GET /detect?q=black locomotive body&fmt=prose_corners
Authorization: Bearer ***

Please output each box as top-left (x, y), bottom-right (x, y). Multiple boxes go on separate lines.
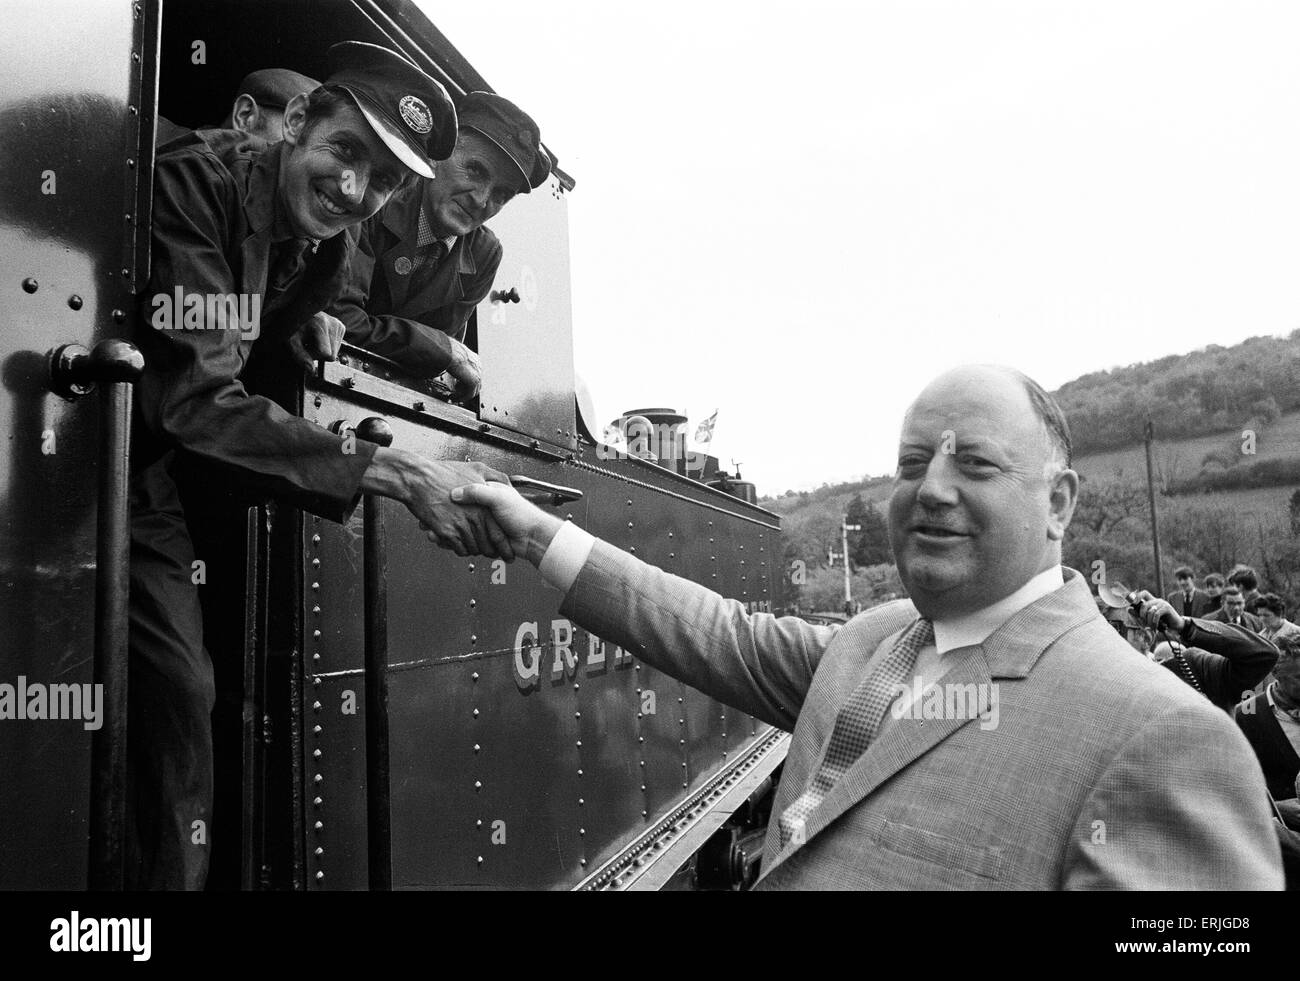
top-left (0, 0), bottom-right (787, 890)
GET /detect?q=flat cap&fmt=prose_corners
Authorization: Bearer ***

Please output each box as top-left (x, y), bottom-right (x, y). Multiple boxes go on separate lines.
top-left (235, 68), bottom-right (321, 109)
top-left (326, 41), bottom-right (456, 179)
top-left (458, 91), bottom-right (551, 192)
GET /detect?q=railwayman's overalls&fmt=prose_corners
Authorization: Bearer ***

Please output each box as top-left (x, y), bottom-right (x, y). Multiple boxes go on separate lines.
top-left (330, 181), bottom-right (501, 377)
top-left (129, 130), bottom-right (376, 889)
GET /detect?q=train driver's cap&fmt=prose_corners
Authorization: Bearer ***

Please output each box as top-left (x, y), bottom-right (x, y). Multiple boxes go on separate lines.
top-left (325, 41), bottom-right (456, 179)
top-left (458, 92), bottom-right (552, 193)
top-left (236, 68), bottom-right (321, 109)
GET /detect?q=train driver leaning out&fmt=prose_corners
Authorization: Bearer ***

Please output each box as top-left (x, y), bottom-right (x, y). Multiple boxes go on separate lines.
top-left (443, 364), bottom-right (1285, 889)
top-left (131, 41), bottom-right (513, 890)
top-left (326, 91), bottom-right (551, 400)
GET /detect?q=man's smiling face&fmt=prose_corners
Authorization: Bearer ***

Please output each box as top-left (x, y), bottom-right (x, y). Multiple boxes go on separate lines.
top-left (278, 95), bottom-right (408, 240)
top-left (422, 129), bottom-right (521, 238)
top-left (887, 367), bottom-right (1078, 620)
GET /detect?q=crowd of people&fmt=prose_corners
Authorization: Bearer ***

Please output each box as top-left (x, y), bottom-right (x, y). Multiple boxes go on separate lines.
top-left (1101, 564), bottom-right (1300, 861)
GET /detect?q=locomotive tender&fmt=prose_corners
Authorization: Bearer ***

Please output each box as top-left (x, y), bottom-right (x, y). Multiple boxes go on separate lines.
top-left (0, 0), bottom-right (788, 890)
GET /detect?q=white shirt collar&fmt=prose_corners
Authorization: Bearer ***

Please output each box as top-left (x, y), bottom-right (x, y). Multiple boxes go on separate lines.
top-left (932, 566), bottom-right (1064, 654)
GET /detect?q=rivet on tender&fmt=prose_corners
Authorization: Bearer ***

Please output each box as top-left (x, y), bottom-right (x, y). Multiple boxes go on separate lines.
top-left (315, 871), bottom-right (324, 881)
top-left (473, 743), bottom-right (481, 753)
top-left (473, 708), bottom-right (479, 717)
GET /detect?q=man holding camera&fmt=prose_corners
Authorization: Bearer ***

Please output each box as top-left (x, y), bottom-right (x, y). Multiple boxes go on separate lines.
top-left (1132, 591), bottom-right (1278, 712)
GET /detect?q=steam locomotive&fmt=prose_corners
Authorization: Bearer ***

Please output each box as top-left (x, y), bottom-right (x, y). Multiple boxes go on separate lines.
top-left (0, 0), bottom-right (787, 890)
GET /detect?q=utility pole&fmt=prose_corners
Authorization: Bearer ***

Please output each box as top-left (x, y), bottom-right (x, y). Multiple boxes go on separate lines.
top-left (842, 517), bottom-right (861, 614)
top-left (1143, 420), bottom-right (1165, 596)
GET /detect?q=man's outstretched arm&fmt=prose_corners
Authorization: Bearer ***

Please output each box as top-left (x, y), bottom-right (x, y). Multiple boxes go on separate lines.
top-left (448, 482), bottom-right (839, 731)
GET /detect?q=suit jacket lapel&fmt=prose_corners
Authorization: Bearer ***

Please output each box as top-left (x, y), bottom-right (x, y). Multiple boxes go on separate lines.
top-left (758, 570), bottom-right (1100, 883)
top-left (761, 649), bottom-right (990, 881)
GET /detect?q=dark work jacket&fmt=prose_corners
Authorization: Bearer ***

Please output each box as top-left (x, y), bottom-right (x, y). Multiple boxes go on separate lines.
top-left (1234, 690), bottom-right (1300, 801)
top-left (134, 129), bottom-right (374, 521)
top-left (1160, 618), bottom-right (1279, 713)
top-left (330, 181), bottom-right (503, 377)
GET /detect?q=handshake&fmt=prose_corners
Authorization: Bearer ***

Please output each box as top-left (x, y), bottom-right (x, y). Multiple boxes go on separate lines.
top-left (362, 453), bottom-right (565, 565)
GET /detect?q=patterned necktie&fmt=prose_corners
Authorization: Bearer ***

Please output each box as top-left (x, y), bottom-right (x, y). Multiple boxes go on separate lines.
top-left (409, 238), bottom-right (447, 275)
top-left (410, 206), bottom-right (450, 274)
top-left (777, 617), bottom-right (934, 849)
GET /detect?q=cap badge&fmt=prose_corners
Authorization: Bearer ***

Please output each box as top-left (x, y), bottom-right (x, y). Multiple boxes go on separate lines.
top-left (516, 128), bottom-right (533, 148)
top-left (394, 256), bottom-right (413, 276)
top-left (399, 95), bottom-right (433, 135)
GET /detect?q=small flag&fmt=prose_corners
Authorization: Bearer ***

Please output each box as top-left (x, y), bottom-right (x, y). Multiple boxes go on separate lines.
top-left (694, 410), bottom-right (718, 444)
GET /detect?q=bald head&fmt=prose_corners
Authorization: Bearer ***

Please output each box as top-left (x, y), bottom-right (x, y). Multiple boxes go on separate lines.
top-left (908, 365), bottom-right (1071, 474)
top-left (888, 365), bottom-right (1079, 619)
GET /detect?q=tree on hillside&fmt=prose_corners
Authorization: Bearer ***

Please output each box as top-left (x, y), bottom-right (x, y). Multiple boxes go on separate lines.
top-left (1290, 489), bottom-right (1300, 537)
top-left (1070, 477), bottom-right (1148, 538)
top-left (845, 493), bottom-right (891, 567)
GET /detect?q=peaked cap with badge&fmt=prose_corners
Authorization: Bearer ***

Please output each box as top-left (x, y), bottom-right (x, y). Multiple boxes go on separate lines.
top-left (325, 41), bottom-right (457, 178)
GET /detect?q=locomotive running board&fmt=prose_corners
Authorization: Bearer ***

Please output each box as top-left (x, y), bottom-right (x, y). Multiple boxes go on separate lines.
top-left (575, 728), bottom-right (790, 891)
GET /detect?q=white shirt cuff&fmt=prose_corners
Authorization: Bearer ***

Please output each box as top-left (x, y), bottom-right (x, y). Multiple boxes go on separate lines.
top-left (538, 520), bottom-right (596, 593)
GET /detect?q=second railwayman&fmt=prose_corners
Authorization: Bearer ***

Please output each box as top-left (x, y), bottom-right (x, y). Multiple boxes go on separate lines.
top-left (331, 92), bottom-right (551, 397)
top-left (132, 41), bottom-right (514, 890)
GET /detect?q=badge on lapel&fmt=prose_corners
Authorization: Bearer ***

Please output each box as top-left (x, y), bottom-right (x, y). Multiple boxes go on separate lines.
top-left (394, 256), bottom-right (413, 276)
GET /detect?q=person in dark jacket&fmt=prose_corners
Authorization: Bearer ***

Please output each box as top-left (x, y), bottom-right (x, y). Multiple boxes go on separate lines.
top-left (1203, 572), bottom-right (1226, 612)
top-left (1165, 565), bottom-right (1211, 617)
top-left (331, 91), bottom-right (552, 396)
top-left (130, 42), bottom-right (514, 890)
top-left (1234, 635), bottom-right (1300, 803)
top-left (1134, 591), bottom-right (1279, 712)
top-left (1204, 586), bottom-right (1264, 632)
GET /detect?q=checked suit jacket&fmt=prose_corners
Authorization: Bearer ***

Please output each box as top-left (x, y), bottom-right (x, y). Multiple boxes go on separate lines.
top-left (559, 542), bottom-right (1284, 889)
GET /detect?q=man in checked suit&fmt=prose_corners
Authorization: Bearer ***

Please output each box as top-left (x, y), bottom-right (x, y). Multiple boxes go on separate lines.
top-left (449, 365), bottom-right (1283, 889)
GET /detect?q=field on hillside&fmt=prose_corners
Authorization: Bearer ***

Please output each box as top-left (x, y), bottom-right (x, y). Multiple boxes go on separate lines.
top-left (1075, 410), bottom-right (1300, 484)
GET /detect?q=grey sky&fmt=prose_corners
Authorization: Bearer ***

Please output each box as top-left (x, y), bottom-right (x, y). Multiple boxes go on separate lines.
top-left (421, 0), bottom-right (1300, 495)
